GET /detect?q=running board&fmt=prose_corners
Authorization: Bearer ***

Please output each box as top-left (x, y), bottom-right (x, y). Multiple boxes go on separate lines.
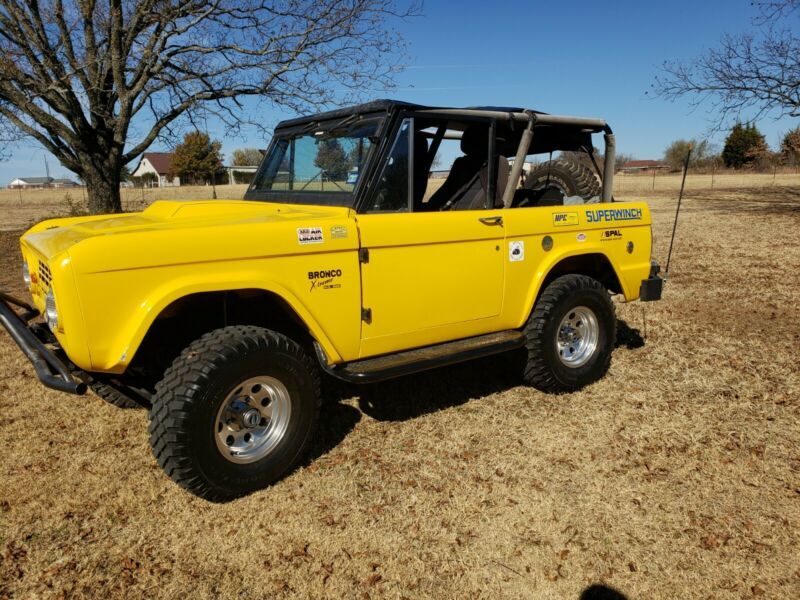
top-left (314, 330), bottom-right (525, 384)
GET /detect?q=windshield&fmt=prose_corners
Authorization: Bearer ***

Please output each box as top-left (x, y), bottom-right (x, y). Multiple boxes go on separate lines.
top-left (245, 117), bottom-right (382, 206)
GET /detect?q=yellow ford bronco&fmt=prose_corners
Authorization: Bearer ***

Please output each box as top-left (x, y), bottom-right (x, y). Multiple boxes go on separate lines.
top-left (1, 100), bottom-right (662, 500)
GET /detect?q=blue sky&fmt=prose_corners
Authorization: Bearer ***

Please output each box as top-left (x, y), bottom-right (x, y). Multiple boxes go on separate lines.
top-left (2, 0), bottom-right (798, 184)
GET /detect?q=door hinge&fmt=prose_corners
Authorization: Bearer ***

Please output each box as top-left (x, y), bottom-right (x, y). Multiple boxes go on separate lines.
top-left (361, 307), bottom-right (372, 323)
top-left (359, 248), bottom-right (370, 264)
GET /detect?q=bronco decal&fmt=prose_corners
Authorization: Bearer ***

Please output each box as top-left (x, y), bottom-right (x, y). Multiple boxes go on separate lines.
top-left (308, 269), bottom-right (342, 291)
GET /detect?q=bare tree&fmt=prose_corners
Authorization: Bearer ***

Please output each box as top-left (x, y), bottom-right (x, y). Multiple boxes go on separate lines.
top-left (0, 0), bottom-right (420, 213)
top-left (653, 0), bottom-right (800, 127)
top-left (0, 103), bottom-right (21, 160)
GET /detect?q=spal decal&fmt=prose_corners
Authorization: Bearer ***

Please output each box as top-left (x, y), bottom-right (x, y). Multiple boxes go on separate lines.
top-left (585, 208), bottom-right (643, 223)
top-left (552, 212), bottom-right (579, 226)
top-left (509, 240), bottom-right (524, 262)
top-left (601, 229), bottom-right (623, 241)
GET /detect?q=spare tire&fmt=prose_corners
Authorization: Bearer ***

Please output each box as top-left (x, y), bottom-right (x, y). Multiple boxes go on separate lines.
top-left (520, 159), bottom-right (601, 207)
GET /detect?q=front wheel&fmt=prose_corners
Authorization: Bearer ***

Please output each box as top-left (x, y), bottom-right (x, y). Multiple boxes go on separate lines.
top-left (522, 274), bottom-right (616, 393)
top-left (148, 326), bottom-right (320, 501)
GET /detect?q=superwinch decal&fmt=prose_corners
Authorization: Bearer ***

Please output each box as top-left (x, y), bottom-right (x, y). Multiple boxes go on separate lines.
top-left (586, 208), bottom-right (643, 223)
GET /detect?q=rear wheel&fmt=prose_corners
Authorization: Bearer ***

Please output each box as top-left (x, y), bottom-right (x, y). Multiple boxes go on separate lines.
top-left (522, 274), bottom-right (615, 393)
top-left (148, 326), bottom-right (320, 501)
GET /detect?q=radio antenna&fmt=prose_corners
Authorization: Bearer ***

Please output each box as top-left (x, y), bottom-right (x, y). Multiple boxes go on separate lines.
top-left (664, 144), bottom-right (692, 280)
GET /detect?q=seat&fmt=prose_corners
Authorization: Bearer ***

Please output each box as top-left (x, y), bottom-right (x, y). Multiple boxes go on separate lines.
top-left (424, 126), bottom-right (508, 211)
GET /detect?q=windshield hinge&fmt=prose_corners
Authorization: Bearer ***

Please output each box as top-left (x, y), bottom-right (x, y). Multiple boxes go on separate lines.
top-left (359, 248), bottom-right (369, 264)
top-left (361, 307), bottom-right (372, 323)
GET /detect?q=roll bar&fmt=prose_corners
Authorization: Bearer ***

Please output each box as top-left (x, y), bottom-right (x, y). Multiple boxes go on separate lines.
top-left (416, 108), bottom-right (616, 205)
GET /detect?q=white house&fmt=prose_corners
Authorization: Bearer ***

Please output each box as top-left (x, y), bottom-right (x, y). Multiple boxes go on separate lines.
top-left (8, 176), bottom-right (79, 189)
top-left (131, 152), bottom-right (180, 187)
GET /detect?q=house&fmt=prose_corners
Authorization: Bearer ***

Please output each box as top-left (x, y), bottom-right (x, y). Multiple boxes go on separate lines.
top-left (8, 176), bottom-right (81, 189)
top-left (620, 160), bottom-right (669, 174)
top-left (131, 152), bottom-right (180, 187)
top-left (50, 178), bottom-right (79, 188)
top-left (8, 176), bottom-right (54, 189)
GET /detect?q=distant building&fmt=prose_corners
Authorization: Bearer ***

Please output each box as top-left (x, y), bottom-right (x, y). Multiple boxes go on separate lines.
top-left (131, 152), bottom-right (180, 187)
top-left (8, 176), bottom-right (79, 189)
top-left (620, 160), bottom-right (669, 174)
top-left (226, 165), bottom-right (259, 185)
top-left (51, 178), bottom-right (80, 188)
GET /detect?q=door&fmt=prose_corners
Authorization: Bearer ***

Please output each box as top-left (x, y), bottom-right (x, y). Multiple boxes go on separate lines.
top-left (356, 117), bottom-right (506, 358)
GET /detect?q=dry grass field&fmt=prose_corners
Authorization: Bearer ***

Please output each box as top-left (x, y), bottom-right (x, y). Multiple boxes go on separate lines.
top-left (0, 183), bottom-right (799, 598)
top-left (0, 184), bottom-right (250, 231)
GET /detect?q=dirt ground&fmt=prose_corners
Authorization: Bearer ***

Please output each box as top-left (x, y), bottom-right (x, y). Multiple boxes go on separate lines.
top-left (0, 187), bottom-right (798, 599)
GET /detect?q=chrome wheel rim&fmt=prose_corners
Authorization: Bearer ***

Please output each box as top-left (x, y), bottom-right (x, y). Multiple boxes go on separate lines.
top-left (214, 376), bottom-right (291, 464)
top-left (556, 306), bottom-right (599, 368)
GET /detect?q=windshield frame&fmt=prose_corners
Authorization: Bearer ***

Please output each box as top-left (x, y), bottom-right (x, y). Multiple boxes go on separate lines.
top-left (243, 112), bottom-right (388, 207)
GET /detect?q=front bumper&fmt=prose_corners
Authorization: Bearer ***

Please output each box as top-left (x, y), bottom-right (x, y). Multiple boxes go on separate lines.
top-left (639, 260), bottom-right (663, 302)
top-left (0, 290), bottom-right (87, 395)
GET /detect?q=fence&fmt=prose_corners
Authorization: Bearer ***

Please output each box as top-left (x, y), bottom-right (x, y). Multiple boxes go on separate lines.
top-left (614, 168), bottom-right (800, 194)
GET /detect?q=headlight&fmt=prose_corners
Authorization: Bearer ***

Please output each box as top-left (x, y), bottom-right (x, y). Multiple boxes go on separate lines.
top-left (45, 289), bottom-right (59, 331)
top-left (22, 262), bottom-right (31, 287)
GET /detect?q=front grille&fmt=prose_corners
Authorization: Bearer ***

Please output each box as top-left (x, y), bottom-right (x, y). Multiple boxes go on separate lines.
top-left (38, 260), bottom-right (52, 289)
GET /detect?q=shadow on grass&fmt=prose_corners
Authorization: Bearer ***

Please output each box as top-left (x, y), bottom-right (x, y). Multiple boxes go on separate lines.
top-left (341, 318), bottom-right (642, 423)
top-left (616, 319), bottom-right (645, 349)
top-left (302, 399), bottom-right (362, 465)
top-left (580, 584), bottom-right (629, 600)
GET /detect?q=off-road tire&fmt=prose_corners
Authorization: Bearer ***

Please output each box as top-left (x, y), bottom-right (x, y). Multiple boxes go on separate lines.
top-left (523, 159), bottom-right (601, 204)
top-left (148, 326), bottom-right (321, 502)
top-left (522, 275), bottom-right (615, 393)
top-left (89, 378), bottom-right (147, 409)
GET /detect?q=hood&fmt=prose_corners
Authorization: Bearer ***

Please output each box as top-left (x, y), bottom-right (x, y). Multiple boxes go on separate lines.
top-left (22, 200), bottom-right (353, 259)
top-left (21, 200), bottom-right (356, 272)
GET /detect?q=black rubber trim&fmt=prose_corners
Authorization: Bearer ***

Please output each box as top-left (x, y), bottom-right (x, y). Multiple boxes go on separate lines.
top-left (639, 276), bottom-right (663, 302)
top-left (0, 290), bottom-right (87, 395)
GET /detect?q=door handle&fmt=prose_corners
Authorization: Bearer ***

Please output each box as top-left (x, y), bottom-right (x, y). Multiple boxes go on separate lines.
top-left (478, 216), bottom-right (503, 226)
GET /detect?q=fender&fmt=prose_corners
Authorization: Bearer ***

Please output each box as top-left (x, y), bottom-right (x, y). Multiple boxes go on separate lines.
top-left (93, 274), bottom-right (344, 373)
top-left (518, 244), bottom-right (628, 328)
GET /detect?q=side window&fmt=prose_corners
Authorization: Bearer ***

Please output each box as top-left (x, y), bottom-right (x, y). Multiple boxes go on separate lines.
top-left (364, 117), bottom-right (497, 213)
top-left (367, 119), bottom-right (411, 212)
top-left (418, 120), bottom-right (494, 212)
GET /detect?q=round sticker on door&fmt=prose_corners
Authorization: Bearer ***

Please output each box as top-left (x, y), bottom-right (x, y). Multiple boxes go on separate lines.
top-left (576, 233), bottom-right (587, 242)
top-left (509, 240), bottom-right (525, 262)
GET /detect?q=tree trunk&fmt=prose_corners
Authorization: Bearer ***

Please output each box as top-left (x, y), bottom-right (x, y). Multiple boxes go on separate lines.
top-left (82, 160), bottom-right (123, 214)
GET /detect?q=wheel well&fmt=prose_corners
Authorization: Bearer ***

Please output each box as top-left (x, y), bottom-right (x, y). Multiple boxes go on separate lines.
top-left (540, 253), bottom-right (623, 297)
top-left (125, 290), bottom-right (313, 387)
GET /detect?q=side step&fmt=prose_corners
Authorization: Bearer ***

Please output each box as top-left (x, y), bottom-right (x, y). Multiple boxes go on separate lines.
top-left (315, 330), bottom-right (525, 384)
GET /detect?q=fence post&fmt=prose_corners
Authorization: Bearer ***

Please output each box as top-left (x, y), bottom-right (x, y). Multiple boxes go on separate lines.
top-left (652, 169), bottom-right (656, 191)
top-left (711, 161), bottom-right (715, 189)
top-left (773, 164), bottom-right (778, 185)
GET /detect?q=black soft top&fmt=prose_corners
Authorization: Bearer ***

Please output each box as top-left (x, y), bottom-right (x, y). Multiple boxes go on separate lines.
top-left (275, 99), bottom-right (426, 129)
top-left (274, 99), bottom-right (598, 154)
top-left (275, 99), bottom-right (553, 128)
